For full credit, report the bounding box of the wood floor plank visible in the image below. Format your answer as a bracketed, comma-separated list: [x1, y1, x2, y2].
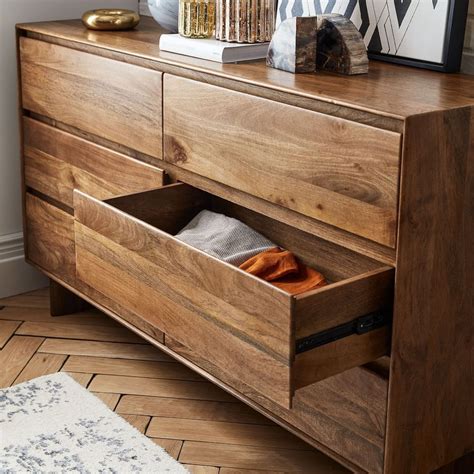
[147, 417, 311, 450]
[92, 391, 121, 410]
[185, 465, 219, 474]
[0, 306, 119, 326]
[14, 353, 67, 384]
[0, 287, 347, 473]
[179, 442, 349, 473]
[38, 339, 171, 361]
[0, 287, 49, 308]
[17, 321, 145, 344]
[116, 396, 271, 425]
[152, 438, 183, 459]
[121, 414, 151, 433]
[63, 356, 202, 381]
[89, 375, 235, 403]
[0, 320, 21, 348]
[62, 371, 94, 387]
[0, 336, 44, 387]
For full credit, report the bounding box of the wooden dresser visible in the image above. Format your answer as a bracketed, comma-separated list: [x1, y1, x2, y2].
[16, 18, 473, 474]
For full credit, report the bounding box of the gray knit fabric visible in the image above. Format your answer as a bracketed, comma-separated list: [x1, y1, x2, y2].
[175, 210, 275, 266]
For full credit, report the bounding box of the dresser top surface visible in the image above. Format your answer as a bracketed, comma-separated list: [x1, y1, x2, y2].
[17, 17, 474, 120]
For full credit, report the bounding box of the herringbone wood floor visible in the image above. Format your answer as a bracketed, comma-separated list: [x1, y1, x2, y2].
[0, 287, 348, 474]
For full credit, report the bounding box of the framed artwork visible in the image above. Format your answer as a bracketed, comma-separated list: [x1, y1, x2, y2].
[275, 0, 470, 72]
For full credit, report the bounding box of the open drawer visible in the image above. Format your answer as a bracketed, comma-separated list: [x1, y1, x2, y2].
[74, 183, 394, 408]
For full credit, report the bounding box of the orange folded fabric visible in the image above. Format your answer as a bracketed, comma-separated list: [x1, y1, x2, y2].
[239, 247, 327, 295]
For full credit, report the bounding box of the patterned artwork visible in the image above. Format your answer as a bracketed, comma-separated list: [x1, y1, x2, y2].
[275, 0, 451, 64]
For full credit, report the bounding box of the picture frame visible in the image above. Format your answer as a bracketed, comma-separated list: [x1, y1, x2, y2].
[275, 0, 470, 72]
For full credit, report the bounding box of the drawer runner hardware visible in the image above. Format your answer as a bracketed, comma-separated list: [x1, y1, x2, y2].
[295, 310, 391, 354]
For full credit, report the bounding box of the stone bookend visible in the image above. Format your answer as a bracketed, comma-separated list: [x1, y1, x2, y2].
[267, 14, 368, 75]
[266, 17, 318, 73]
[317, 14, 368, 75]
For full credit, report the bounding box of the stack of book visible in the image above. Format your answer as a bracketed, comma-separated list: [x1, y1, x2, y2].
[159, 34, 270, 63]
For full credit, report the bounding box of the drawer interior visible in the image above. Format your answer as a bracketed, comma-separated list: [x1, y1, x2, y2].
[74, 183, 394, 407]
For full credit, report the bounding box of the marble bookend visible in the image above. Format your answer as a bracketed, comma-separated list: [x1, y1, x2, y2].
[266, 14, 368, 75]
[316, 14, 368, 75]
[266, 17, 318, 74]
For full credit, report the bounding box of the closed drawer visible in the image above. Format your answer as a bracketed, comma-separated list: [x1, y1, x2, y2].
[20, 38, 162, 158]
[25, 192, 76, 284]
[24, 192, 164, 342]
[74, 183, 394, 408]
[163, 75, 401, 247]
[23, 117, 165, 208]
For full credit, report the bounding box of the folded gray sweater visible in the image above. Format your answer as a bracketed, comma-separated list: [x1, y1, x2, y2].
[175, 210, 275, 266]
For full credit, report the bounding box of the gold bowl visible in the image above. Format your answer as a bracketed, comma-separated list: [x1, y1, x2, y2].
[82, 9, 140, 31]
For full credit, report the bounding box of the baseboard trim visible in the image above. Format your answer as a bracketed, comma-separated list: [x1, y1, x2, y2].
[0, 232, 48, 298]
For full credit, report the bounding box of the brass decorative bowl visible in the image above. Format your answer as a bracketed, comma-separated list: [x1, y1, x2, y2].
[82, 9, 140, 31]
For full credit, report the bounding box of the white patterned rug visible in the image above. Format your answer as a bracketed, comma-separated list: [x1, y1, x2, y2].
[0, 373, 188, 473]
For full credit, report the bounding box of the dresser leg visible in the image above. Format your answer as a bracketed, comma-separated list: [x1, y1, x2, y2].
[49, 279, 88, 316]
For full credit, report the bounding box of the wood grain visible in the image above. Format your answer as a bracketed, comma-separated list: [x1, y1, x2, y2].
[167, 336, 386, 473]
[20, 37, 162, 157]
[23, 117, 164, 208]
[384, 107, 474, 473]
[74, 190, 293, 407]
[92, 391, 120, 410]
[25, 192, 75, 285]
[13, 353, 67, 384]
[63, 356, 203, 381]
[38, 338, 170, 361]
[294, 326, 390, 390]
[152, 438, 183, 459]
[116, 395, 271, 425]
[16, 321, 145, 344]
[179, 441, 348, 473]
[0, 336, 44, 387]
[75, 186, 391, 407]
[164, 75, 401, 247]
[121, 414, 150, 433]
[0, 320, 21, 348]
[294, 267, 394, 337]
[146, 417, 312, 449]
[88, 374, 235, 403]
[0, 287, 352, 473]
[16, 18, 474, 120]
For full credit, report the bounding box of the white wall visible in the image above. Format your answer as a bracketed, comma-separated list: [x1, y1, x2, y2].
[0, 0, 138, 298]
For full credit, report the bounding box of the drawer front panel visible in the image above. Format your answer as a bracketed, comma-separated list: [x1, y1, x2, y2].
[163, 75, 401, 247]
[25, 193, 76, 284]
[74, 184, 393, 407]
[25, 193, 164, 342]
[23, 117, 165, 208]
[74, 190, 293, 407]
[20, 37, 162, 158]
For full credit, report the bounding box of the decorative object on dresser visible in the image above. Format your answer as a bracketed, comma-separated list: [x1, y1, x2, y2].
[160, 33, 269, 62]
[16, 17, 474, 474]
[275, 0, 470, 72]
[81, 9, 140, 30]
[178, 0, 215, 38]
[148, 0, 179, 32]
[267, 16, 318, 73]
[267, 14, 368, 74]
[0, 373, 187, 473]
[216, 0, 275, 42]
[316, 14, 368, 75]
